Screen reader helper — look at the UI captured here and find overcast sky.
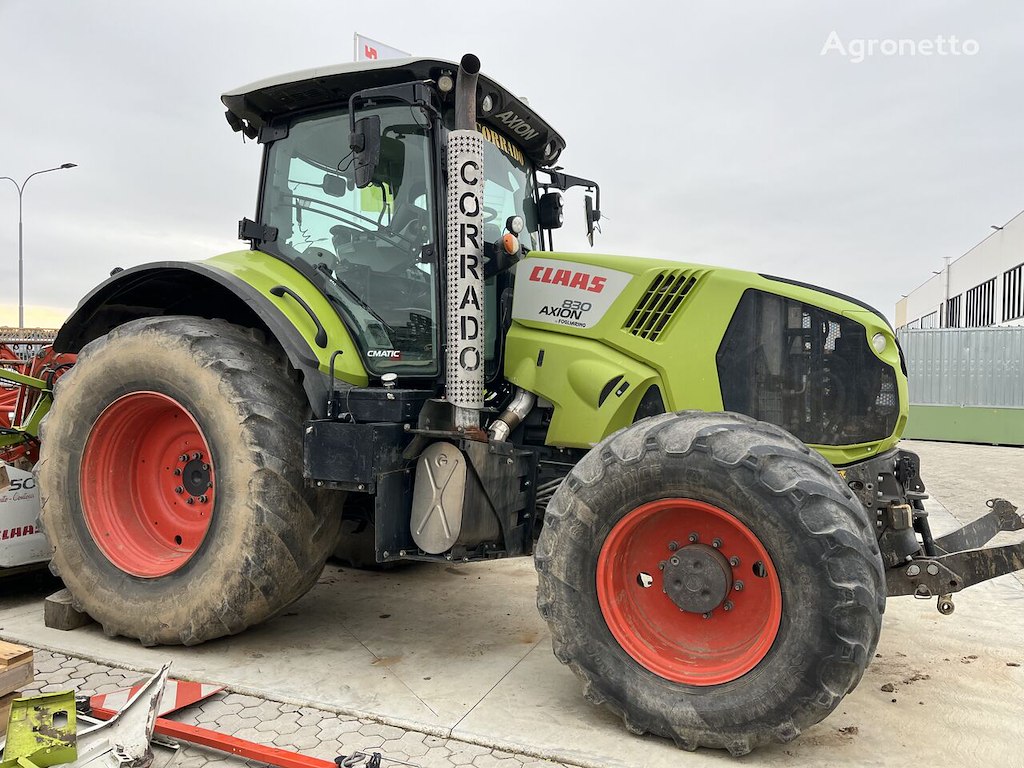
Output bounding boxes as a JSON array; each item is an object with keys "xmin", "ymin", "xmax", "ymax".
[{"xmin": 1, "ymin": 0, "xmax": 1022, "ymax": 327}]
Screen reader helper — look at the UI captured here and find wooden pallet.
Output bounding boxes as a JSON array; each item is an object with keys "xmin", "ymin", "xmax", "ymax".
[{"xmin": 0, "ymin": 641, "xmax": 31, "ymax": 670}]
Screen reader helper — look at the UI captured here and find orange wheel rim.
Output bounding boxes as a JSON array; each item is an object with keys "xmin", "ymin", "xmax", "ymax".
[{"xmin": 596, "ymin": 498, "xmax": 783, "ymax": 685}]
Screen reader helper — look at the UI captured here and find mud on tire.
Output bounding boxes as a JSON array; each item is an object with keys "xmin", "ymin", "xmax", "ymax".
[
  {"xmin": 37, "ymin": 316, "xmax": 342, "ymax": 645},
  {"xmin": 534, "ymin": 411, "xmax": 885, "ymax": 755}
]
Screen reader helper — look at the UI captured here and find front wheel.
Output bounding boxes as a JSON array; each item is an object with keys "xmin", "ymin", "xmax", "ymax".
[
  {"xmin": 38, "ymin": 316, "xmax": 342, "ymax": 645},
  {"xmin": 535, "ymin": 411, "xmax": 884, "ymax": 755}
]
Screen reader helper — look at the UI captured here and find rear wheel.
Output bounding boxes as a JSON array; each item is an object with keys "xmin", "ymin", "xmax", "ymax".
[
  {"xmin": 38, "ymin": 316, "xmax": 342, "ymax": 645},
  {"xmin": 535, "ymin": 411, "xmax": 884, "ymax": 755}
]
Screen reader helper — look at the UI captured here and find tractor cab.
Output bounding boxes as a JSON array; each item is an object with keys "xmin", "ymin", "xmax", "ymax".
[{"xmin": 222, "ymin": 58, "xmax": 571, "ymax": 380}]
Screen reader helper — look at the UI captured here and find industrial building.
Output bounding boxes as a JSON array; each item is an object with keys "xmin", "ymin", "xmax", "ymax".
[
  {"xmin": 896, "ymin": 209, "xmax": 1024, "ymax": 330},
  {"xmin": 896, "ymin": 209, "xmax": 1024, "ymax": 446}
]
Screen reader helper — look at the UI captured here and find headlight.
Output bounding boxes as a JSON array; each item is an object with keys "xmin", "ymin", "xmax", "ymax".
[{"xmin": 871, "ymin": 333, "xmax": 887, "ymax": 354}]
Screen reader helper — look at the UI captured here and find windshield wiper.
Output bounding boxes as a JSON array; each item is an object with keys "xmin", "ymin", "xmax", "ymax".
[{"xmin": 314, "ymin": 262, "xmax": 396, "ymax": 336}]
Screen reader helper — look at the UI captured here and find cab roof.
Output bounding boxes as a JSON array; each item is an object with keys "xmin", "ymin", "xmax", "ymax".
[{"xmin": 221, "ymin": 57, "xmax": 566, "ymax": 167}]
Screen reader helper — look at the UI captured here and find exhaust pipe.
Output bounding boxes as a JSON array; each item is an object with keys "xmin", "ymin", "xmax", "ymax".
[
  {"xmin": 445, "ymin": 54, "xmax": 485, "ymax": 429},
  {"xmin": 489, "ymin": 388, "xmax": 536, "ymax": 442},
  {"xmin": 454, "ymin": 54, "xmax": 480, "ymax": 130}
]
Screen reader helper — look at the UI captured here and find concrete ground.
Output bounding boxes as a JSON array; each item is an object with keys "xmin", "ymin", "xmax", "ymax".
[
  {"xmin": 1, "ymin": 439, "xmax": 1022, "ymax": 768},
  {"xmin": 13, "ymin": 646, "xmax": 565, "ymax": 768}
]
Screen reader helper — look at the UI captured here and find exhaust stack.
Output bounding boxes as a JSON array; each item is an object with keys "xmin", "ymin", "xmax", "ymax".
[
  {"xmin": 454, "ymin": 53, "xmax": 480, "ymax": 130},
  {"xmin": 445, "ymin": 54, "xmax": 485, "ymax": 428}
]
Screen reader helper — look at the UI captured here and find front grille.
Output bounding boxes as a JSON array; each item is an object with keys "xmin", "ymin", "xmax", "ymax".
[
  {"xmin": 623, "ymin": 270, "xmax": 701, "ymax": 341},
  {"xmin": 716, "ymin": 289, "xmax": 899, "ymax": 446}
]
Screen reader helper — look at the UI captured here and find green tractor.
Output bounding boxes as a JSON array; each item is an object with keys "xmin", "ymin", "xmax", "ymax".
[{"xmin": 38, "ymin": 55, "xmax": 1023, "ymax": 754}]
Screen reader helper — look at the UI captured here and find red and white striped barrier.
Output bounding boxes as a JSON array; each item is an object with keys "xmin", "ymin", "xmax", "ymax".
[{"xmin": 91, "ymin": 678, "xmax": 224, "ymax": 716}]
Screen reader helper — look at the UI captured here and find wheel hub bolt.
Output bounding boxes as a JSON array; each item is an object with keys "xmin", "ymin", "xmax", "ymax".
[
  {"xmin": 729, "ymin": 556, "xmax": 740, "ymax": 567},
  {"xmin": 658, "ymin": 561, "xmax": 666, "ymax": 571},
  {"xmin": 173, "ymin": 468, "xmax": 182, "ymax": 476},
  {"xmin": 688, "ymin": 532, "xmax": 699, "ymax": 544},
  {"xmin": 192, "ymin": 452, "xmax": 202, "ymax": 460},
  {"xmin": 702, "ymin": 612, "xmax": 712, "ymax": 619},
  {"xmin": 723, "ymin": 600, "xmax": 734, "ymax": 612},
  {"xmin": 712, "ymin": 538, "xmax": 723, "ymax": 549},
  {"xmin": 734, "ymin": 581, "xmax": 744, "ymax": 591},
  {"xmin": 662, "ymin": 544, "xmax": 732, "ymax": 614},
  {"xmin": 199, "ymin": 495, "xmax": 208, "ymax": 503},
  {"xmin": 174, "ymin": 486, "xmax": 184, "ymax": 494},
  {"xmin": 668, "ymin": 541, "xmax": 679, "ymax": 552},
  {"xmin": 186, "ymin": 497, "xmax": 195, "ymax": 505},
  {"xmin": 179, "ymin": 454, "xmax": 188, "ymax": 462}
]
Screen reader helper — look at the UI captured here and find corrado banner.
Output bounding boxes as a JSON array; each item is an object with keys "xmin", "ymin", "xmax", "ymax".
[{"xmin": 445, "ymin": 130, "xmax": 486, "ymax": 411}]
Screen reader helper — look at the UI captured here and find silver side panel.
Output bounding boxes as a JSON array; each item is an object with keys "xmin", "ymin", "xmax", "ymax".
[{"xmin": 411, "ymin": 442, "xmax": 467, "ymax": 554}]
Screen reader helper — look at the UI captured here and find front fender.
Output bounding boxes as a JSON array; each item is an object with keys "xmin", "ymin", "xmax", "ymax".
[{"xmin": 56, "ymin": 250, "xmax": 368, "ymax": 417}]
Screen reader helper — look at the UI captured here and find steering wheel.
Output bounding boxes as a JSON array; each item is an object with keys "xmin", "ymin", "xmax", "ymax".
[{"xmin": 384, "ymin": 202, "xmax": 428, "ymax": 245}]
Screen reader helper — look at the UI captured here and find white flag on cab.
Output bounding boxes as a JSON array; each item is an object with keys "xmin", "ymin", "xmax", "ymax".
[{"xmin": 355, "ymin": 34, "xmax": 410, "ymax": 61}]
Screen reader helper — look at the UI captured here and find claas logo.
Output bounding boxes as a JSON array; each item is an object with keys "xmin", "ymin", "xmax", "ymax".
[
  {"xmin": 1, "ymin": 525, "xmax": 35, "ymax": 540},
  {"xmin": 529, "ymin": 265, "xmax": 607, "ymax": 294}
]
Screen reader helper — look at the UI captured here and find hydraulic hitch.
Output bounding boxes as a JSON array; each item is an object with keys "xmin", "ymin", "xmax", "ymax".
[{"xmin": 886, "ymin": 499, "xmax": 1024, "ymax": 610}]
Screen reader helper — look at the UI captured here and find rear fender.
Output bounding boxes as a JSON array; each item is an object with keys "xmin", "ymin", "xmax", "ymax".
[{"xmin": 55, "ymin": 250, "xmax": 368, "ymax": 417}]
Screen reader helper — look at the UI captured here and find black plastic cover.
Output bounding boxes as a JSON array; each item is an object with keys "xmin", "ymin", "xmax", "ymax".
[
  {"xmin": 716, "ymin": 289, "xmax": 899, "ymax": 446},
  {"xmin": 303, "ymin": 420, "xmax": 409, "ymax": 491}
]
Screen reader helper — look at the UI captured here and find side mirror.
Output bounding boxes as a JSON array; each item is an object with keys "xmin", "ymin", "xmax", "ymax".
[
  {"xmin": 349, "ymin": 115, "xmax": 381, "ymax": 189},
  {"xmin": 585, "ymin": 194, "xmax": 602, "ymax": 246},
  {"xmin": 539, "ymin": 170, "xmax": 602, "ymax": 244},
  {"xmin": 538, "ymin": 192, "xmax": 564, "ymax": 230}
]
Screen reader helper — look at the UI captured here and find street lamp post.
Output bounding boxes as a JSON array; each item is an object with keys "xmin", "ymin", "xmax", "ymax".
[{"xmin": 0, "ymin": 163, "xmax": 77, "ymax": 328}]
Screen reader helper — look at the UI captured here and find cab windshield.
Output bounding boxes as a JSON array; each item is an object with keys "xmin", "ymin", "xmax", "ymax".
[
  {"xmin": 261, "ymin": 105, "xmax": 438, "ymax": 375},
  {"xmin": 479, "ymin": 125, "xmax": 539, "ymax": 251}
]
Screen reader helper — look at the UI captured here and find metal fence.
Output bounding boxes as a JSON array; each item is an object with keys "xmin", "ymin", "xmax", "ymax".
[{"xmin": 897, "ymin": 327, "xmax": 1024, "ymax": 408}]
